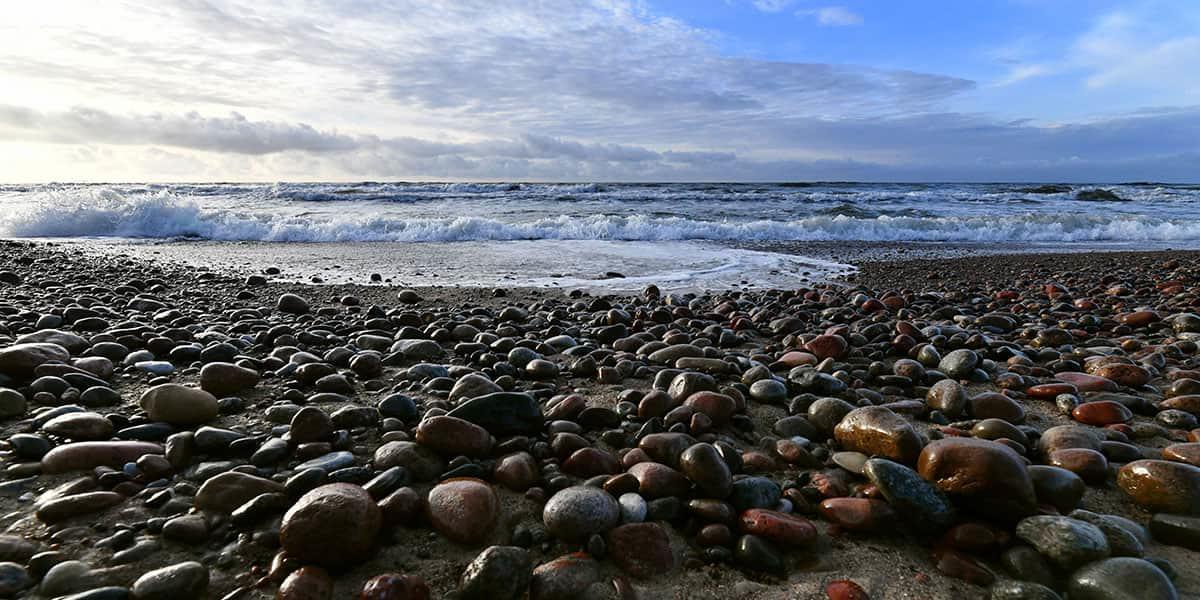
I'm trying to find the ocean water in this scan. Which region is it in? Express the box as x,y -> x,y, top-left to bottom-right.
2,182 -> 1196,290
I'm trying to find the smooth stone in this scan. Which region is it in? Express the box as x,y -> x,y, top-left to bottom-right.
679,443 -> 732,498
36,491 -> 124,522
1069,509 -> 1144,557
427,478 -> 499,545
832,451 -> 869,475
416,415 -> 493,457
939,349 -> 979,379
280,483 -> 381,567
493,452 -> 539,491
917,437 -> 1036,520
730,477 -> 781,511
459,546 -> 531,600
605,522 -> 674,579
0,562 -> 31,597
734,534 -> 784,575
926,379 -> 967,417
278,566 -> 333,600
806,397 -> 856,436
1117,460 -> 1200,515
198,362 -> 259,397
39,560 -> 96,597
1028,465 -> 1085,514
0,388 -> 27,418
739,508 -> 818,547
1015,515 -> 1109,570
1068,557 -> 1178,600
130,561 -> 208,600
276,293 -> 310,314
1149,513 -> 1200,550
818,497 -> 897,532
0,343 -> 71,377
863,458 -> 957,532
138,384 -> 219,426
989,580 -> 1062,600
529,553 -> 600,600
543,486 -> 619,542
374,441 -> 445,482
41,441 -> 163,472
447,392 -> 544,436
295,450 -> 355,472
42,412 -> 113,441
360,573 -> 430,599
833,406 -> 923,464
194,471 -> 285,513
618,493 -> 647,523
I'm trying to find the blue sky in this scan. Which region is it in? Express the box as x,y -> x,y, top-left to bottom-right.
0,0 -> 1196,181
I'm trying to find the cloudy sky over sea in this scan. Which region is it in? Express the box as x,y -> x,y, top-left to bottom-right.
1,0 -> 1197,181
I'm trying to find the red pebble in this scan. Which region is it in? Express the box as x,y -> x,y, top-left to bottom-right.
826,579 -> 870,600
739,509 -> 818,547
818,498 -> 896,533
360,574 -> 430,600
1072,400 -> 1132,426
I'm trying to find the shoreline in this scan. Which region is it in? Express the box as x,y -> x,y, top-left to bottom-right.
0,239 -> 1197,599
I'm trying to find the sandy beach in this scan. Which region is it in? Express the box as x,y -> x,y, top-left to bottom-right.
0,239 -> 1196,599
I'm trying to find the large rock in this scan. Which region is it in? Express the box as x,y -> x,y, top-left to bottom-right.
1068,557 -> 1178,600
1015,516 -> 1109,570
833,406 -> 923,465
130,561 -> 209,600
280,483 -> 381,567
459,546 -> 531,600
447,392 -> 543,436
198,362 -> 259,397
0,343 -> 70,377
139,384 -> 219,425
41,441 -> 163,473
863,458 -> 957,532
195,471 -> 286,513
917,437 -> 1036,520
1117,460 -> 1200,515
427,478 -> 499,545
543,486 -> 619,542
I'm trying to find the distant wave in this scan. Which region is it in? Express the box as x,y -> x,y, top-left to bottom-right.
3,188 -> 1199,243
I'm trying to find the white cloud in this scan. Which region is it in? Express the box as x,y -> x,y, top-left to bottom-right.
750,0 -> 796,12
799,6 -> 864,27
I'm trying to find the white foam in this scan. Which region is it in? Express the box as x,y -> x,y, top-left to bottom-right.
3,185 -> 1200,243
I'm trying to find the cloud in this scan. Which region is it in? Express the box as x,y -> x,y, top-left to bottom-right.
749,0 -> 795,13
799,6 -> 864,27
2,103 -> 1196,182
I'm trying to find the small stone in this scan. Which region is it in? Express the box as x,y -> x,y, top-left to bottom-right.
42,412 -> 113,440
130,561 -> 208,600
1149,513 -> 1200,550
679,443 -> 732,498
739,508 -> 817,547
606,523 -> 674,579
543,486 -> 620,542
459,546 -> 531,600
0,562 -> 32,597
1117,460 -> 1200,515
278,566 -> 333,600
529,553 -> 600,600
360,573 -> 431,600
138,384 -> 219,425
198,362 -> 259,397
416,415 -> 493,457
917,437 -> 1036,520
819,498 -> 896,532
926,379 -> 967,417
1015,515 -> 1109,570
833,406 -> 923,464
989,580 -> 1061,600
863,458 -> 957,533
1068,557 -> 1178,600
427,478 -> 499,545
374,441 -> 445,481
280,483 -> 381,567
618,493 -> 647,523
276,293 -> 310,314
195,471 -> 285,513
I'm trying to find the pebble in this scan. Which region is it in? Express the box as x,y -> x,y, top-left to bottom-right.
606,522 -> 674,578
138,384 -> 219,425
529,553 -> 600,599
280,483 -> 380,567
1117,459 -> 1200,514
543,486 -> 620,542
130,561 -> 208,600
1015,515 -> 1110,570
1149,513 -> 1200,550
833,406 -> 924,464
0,562 -> 32,597
198,362 -> 259,397
195,471 -> 285,513
678,443 -> 732,498
863,458 -> 956,532
917,437 -> 1036,520
278,566 -> 333,600
360,573 -> 430,600
427,478 -> 499,545
1068,557 -> 1178,600
459,546 -> 531,600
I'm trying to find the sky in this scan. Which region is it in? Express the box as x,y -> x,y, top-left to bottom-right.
0,0 -> 1197,182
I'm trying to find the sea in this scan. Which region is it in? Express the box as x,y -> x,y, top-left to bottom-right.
2,182 -> 1197,291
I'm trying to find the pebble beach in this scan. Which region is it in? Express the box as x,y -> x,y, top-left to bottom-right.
0,239 -> 1198,600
